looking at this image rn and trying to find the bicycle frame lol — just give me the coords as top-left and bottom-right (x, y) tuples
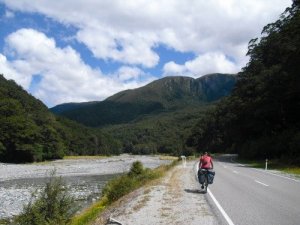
(201, 169), (209, 193)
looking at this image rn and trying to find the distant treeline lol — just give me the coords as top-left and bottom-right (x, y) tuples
(187, 1), (300, 164)
(103, 105), (212, 157)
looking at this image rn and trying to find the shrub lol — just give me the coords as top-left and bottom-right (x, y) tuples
(14, 175), (76, 225)
(102, 161), (144, 203)
(128, 161), (144, 177)
(102, 175), (138, 203)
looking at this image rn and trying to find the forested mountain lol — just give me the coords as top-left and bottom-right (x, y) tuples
(0, 72), (235, 163)
(51, 73), (236, 127)
(0, 75), (120, 163)
(50, 73), (236, 156)
(0, 75), (64, 162)
(187, 1), (300, 164)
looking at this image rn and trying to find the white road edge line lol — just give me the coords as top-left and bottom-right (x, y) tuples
(231, 157), (300, 183)
(208, 189), (235, 225)
(255, 180), (269, 186)
(254, 168), (300, 183)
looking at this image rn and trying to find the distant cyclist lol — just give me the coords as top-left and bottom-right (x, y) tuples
(199, 152), (214, 189)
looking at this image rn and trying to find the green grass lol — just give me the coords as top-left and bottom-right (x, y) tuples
(0, 219), (10, 225)
(70, 160), (178, 225)
(70, 199), (107, 225)
(280, 167), (300, 175)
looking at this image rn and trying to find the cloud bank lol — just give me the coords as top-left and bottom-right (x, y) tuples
(0, 0), (291, 106)
(1, 29), (152, 106)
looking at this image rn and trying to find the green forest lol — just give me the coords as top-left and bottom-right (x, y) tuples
(187, 1), (300, 164)
(0, 76), (121, 163)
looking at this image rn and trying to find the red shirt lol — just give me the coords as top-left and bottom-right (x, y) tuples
(200, 155), (213, 169)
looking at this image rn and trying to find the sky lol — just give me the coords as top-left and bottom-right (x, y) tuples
(0, 0), (291, 107)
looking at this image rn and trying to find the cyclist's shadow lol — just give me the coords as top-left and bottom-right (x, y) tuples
(184, 188), (207, 194)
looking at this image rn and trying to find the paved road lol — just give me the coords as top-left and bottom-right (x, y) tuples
(203, 155), (300, 225)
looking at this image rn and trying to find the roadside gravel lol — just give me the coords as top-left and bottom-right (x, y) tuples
(93, 161), (219, 225)
(0, 155), (170, 219)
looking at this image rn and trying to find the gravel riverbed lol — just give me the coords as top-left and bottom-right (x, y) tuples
(0, 155), (171, 219)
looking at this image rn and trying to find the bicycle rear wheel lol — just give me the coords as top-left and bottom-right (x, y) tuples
(204, 175), (208, 193)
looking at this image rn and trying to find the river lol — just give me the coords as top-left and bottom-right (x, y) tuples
(0, 154), (171, 219)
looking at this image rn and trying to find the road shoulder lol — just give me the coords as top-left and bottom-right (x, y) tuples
(93, 161), (218, 225)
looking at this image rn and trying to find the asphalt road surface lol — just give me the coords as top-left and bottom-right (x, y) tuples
(203, 155), (300, 225)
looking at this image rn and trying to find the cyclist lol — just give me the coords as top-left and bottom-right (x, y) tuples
(199, 152), (214, 189)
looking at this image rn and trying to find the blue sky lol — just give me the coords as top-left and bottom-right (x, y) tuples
(0, 0), (291, 107)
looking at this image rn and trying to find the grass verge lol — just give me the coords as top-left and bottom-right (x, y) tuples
(70, 159), (178, 225)
(0, 219), (10, 225)
(237, 158), (300, 176)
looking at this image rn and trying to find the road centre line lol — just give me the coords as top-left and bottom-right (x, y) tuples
(208, 189), (235, 225)
(255, 180), (269, 187)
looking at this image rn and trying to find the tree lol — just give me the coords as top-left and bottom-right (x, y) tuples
(188, 1), (300, 164)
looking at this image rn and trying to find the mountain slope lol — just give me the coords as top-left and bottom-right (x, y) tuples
(51, 73), (236, 127)
(0, 75), (121, 163)
(0, 74), (66, 162)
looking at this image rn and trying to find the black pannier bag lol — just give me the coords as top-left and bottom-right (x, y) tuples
(207, 170), (215, 184)
(198, 169), (215, 184)
(197, 169), (205, 184)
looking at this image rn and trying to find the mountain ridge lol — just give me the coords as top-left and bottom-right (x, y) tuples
(51, 73), (236, 127)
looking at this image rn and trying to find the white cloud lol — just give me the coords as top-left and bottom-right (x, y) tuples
(77, 27), (159, 68)
(0, 0), (291, 68)
(163, 52), (243, 77)
(116, 66), (144, 81)
(0, 53), (30, 87)
(2, 29), (151, 106)
(163, 61), (185, 75)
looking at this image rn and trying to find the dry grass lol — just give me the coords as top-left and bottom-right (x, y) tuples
(132, 195), (150, 211)
(159, 155), (179, 161)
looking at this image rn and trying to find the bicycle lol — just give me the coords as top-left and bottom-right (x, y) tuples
(198, 169), (215, 193)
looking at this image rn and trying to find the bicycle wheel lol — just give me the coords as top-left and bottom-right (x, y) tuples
(204, 174), (208, 193)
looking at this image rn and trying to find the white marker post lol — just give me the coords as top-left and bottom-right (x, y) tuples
(181, 155), (186, 168)
(265, 159), (268, 170)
